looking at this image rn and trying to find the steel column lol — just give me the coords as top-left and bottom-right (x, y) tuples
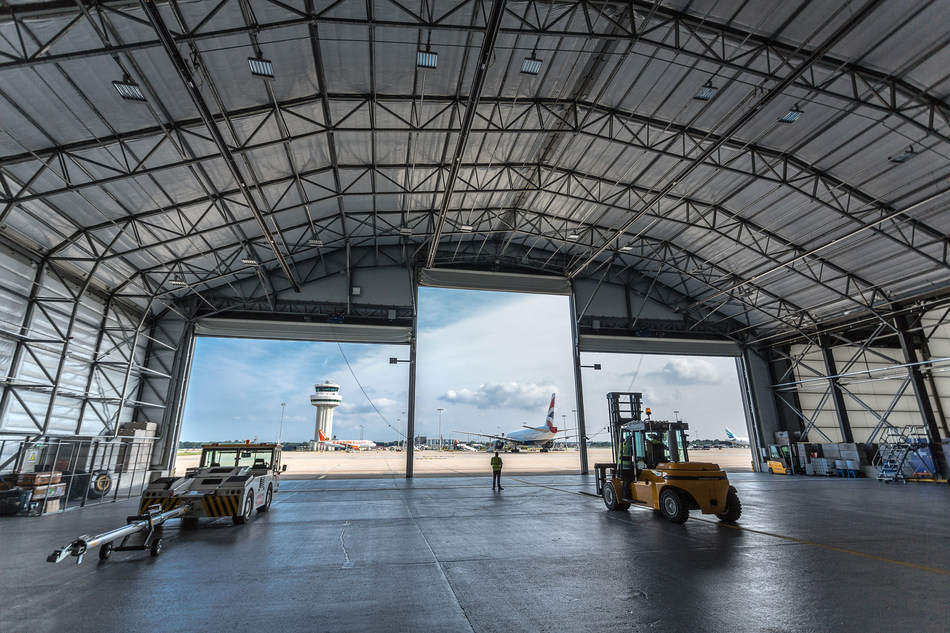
(893, 313), (949, 479)
(569, 292), (589, 475)
(819, 335), (855, 444)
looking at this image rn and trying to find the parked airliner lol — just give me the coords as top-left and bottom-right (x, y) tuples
(724, 427), (750, 446)
(317, 429), (377, 451)
(456, 393), (563, 452)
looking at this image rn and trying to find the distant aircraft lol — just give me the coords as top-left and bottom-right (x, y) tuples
(723, 427), (750, 446)
(454, 440), (478, 452)
(455, 393), (563, 452)
(317, 429), (377, 451)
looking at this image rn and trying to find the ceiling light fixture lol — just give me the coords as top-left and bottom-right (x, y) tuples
(521, 53), (542, 76)
(417, 49), (437, 69)
(242, 258), (258, 265)
(248, 55), (274, 80)
(889, 146), (916, 164)
(417, 30), (437, 69)
(567, 232), (580, 240)
(170, 279), (187, 286)
(460, 224), (474, 232)
(308, 238), (323, 247)
(619, 243), (633, 252)
(113, 75), (146, 102)
(779, 105), (804, 123)
(399, 226), (413, 236)
(693, 80), (719, 101)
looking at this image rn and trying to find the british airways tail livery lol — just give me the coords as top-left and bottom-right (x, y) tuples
(454, 393), (564, 452)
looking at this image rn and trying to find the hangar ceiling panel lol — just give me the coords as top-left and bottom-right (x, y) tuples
(0, 0), (949, 347)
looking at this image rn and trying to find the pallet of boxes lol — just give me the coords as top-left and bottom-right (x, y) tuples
(0, 470), (66, 516)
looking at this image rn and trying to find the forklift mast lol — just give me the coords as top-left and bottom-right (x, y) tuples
(606, 392), (643, 464)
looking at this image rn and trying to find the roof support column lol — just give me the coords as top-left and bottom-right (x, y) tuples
(893, 313), (949, 479)
(569, 292), (589, 475)
(404, 282), (419, 478)
(819, 335), (854, 444)
(737, 348), (766, 472)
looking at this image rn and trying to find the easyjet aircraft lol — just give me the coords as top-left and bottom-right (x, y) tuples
(317, 429), (377, 451)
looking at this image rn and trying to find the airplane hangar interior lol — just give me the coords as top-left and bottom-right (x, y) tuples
(1, 1), (948, 631)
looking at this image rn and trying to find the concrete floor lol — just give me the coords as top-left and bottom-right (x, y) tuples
(3, 473), (949, 633)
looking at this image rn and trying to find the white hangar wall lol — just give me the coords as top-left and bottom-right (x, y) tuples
(0, 249), (149, 438)
(788, 307), (950, 445)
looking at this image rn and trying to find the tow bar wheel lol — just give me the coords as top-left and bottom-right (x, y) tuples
(98, 543), (113, 560)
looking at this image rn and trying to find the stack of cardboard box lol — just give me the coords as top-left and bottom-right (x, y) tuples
(13, 471), (65, 514)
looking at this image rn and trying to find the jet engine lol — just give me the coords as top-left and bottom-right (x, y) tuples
(491, 439), (505, 451)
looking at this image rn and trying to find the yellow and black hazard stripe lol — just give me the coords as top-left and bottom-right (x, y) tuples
(202, 493), (240, 517)
(138, 496), (182, 514)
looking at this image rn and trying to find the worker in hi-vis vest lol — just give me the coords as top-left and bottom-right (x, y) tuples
(491, 452), (503, 490)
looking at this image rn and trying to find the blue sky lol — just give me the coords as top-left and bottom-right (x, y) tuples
(180, 288), (746, 443)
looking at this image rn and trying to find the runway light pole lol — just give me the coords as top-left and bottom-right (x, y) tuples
(437, 408), (444, 451)
(278, 402), (286, 444)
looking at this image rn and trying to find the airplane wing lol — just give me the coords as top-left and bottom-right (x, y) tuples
(451, 431), (531, 446)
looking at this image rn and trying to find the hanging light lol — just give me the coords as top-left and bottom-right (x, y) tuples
(248, 55), (275, 80)
(693, 80), (719, 101)
(113, 75), (146, 102)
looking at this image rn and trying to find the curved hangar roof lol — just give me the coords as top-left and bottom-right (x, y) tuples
(1, 0), (949, 344)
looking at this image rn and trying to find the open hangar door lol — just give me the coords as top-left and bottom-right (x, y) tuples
(183, 317), (414, 476)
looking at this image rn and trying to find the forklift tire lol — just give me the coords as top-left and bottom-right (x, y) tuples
(602, 480), (630, 511)
(257, 484), (273, 513)
(98, 543), (113, 560)
(768, 467), (773, 474)
(233, 491), (254, 525)
(716, 486), (742, 523)
(150, 538), (163, 557)
(659, 488), (689, 524)
(784, 468), (792, 475)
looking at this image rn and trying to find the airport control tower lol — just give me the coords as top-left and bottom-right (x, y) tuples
(310, 381), (342, 450)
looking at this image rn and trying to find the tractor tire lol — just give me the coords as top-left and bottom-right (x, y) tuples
(64, 469), (113, 500)
(659, 488), (689, 524)
(232, 491), (254, 525)
(257, 484), (273, 513)
(602, 480), (630, 511)
(716, 486), (742, 523)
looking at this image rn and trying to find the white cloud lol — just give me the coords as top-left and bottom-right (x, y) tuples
(443, 382), (556, 409)
(651, 357), (722, 384)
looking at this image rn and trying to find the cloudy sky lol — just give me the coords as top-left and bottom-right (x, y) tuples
(181, 288), (747, 444)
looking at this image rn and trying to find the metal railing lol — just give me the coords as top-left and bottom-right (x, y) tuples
(1, 436), (161, 514)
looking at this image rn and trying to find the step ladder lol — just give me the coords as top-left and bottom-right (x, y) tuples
(872, 426), (930, 482)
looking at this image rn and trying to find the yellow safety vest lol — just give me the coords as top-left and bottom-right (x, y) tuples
(491, 456), (502, 471)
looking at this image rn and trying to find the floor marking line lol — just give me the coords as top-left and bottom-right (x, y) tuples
(698, 518), (950, 577)
(511, 479), (950, 577)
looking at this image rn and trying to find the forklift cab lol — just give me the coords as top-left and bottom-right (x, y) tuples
(617, 423), (689, 480)
(767, 444), (795, 475)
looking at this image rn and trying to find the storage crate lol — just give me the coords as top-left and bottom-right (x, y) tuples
(16, 471), (62, 486)
(30, 483), (66, 499)
(42, 498), (61, 514)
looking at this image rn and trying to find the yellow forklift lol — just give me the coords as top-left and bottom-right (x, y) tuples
(766, 443), (795, 475)
(594, 392), (741, 524)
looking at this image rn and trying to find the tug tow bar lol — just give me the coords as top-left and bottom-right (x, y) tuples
(47, 504), (189, 564)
